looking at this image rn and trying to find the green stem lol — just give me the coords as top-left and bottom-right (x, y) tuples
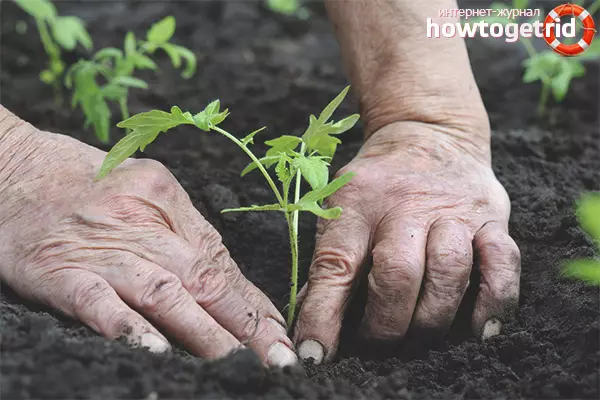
(286, 142), (306, 327)
(212, 126), (284, 205)
(588, 0), (600, 16)
(537, 81), (550, 116)
(36, 19), (62, 101)
(119, 96), (131, 134)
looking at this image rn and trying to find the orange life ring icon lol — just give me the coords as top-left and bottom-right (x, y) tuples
(543, 3), (596, 56)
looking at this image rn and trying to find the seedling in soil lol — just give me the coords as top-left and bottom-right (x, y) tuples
(266, 0), (309, 19)
(562, 193), (600, 285)
(471, 0), (600, 115)
(96, 87), (359, 327)
(14, 0), (93, 101)
(65, 16), (196, 144)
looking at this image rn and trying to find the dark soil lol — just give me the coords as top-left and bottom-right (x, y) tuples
(1, 1), (599, 399)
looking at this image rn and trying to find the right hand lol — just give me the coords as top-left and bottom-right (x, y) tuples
(0, 109), (297, 367)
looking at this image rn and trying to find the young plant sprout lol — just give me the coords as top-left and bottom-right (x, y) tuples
(65, 16), (196, 143)
(563, 193), (600, 285)
(266, 0), (309, 19)
(471, 0), (600, 115)
(96, 86), (359, 326)
(14, 0), (93, 100)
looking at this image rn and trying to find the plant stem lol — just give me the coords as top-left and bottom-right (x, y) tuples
(36, 19), (62, 103)
(212, 126), (284, 205)
(286, 142), (306, 327)
(589, 0), (600, 16)
(119, 96), (131, 134)
(537, 81), (550, 116)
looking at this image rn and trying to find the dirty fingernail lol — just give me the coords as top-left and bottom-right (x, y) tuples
(267, 342), (298, 368)
(140, 332), (170, 353)
(298, 340), (324, 364)
(482, 318), (502, 340)
(267, 317), (288, 335)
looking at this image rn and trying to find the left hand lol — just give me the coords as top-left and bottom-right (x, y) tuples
(293, 121), (521, 364)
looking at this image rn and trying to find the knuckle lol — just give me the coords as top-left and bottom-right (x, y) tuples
(187, 264), (230, 306)
(103, 310), (135, 338)
(309, 247), (360, 283)
(138, 272), (186, 314)
(427, 246), (472, 283)
(136, 159), (178, 197)
(71, 278), (111, 315)
(372, 245), (422, 286)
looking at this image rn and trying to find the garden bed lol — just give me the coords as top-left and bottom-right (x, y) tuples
(1, 1), (599, 398)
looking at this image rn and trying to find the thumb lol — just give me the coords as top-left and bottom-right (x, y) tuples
(293, 207), (370, 364)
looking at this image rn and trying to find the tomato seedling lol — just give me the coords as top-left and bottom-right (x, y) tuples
(65, 16), (196, 143)
(14, 0), (92, 101)
(563, 193), (600, 285)
(471, 0), (600, 115)
(97, 86), (359, 327)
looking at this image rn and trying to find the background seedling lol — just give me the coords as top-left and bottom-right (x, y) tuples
(65, 16), (196, 143)
(265, 0), (309, 19)
(471, 0), (600, 115)
(96, 87), (359, 327)
(563, 193), (600, 285)
(14, 0), (92, 101)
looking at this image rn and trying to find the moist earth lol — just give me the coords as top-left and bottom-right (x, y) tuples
(1, 1), (599, 399)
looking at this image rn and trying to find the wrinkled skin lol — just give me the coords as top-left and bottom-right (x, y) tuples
(294, 121), (521, 363)
(0, 114), (296, 367)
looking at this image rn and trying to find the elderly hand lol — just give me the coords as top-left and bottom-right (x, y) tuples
(0, 108), (297, 367)
(294, 121), (521, 364)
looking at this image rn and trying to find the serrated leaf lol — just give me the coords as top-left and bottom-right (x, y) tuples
(101, 83), (128, 100)
(330, 114), (359, 134)
(300, 171), (355, 204)
(193, 100), (229, 131)
(132, 53), (158, 70)
(147, 16), (176, 44)
(265, 135), (302, 157)
(221, 204), (283, 213)
(98, 107), (194, 179)
(275, 154), (291, 184)
(318, 85), (350, 124)
(124, 32), (136, 57)
(15, 0), (56, 21)
(241, 156), (279, 176)
(288, 201), (343, 219)
(293, 155), (329, 191)
(94, 47), (123, 62)
(241, 126), (266, 146)
(562, 259), (600, 285)
(113, 76), (148, 89)
(577, 193), (600, 242)
(52, 16), (92, 51)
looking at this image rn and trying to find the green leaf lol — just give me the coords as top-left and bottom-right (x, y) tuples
(147, 16), (176, 44)
(93, 47), (123, 62)
(169, 45), (197, 79)
(562, 259), (600, 285)
(275, 154), (291, 184)
(15, 0), (56, 21)
(240, 156), (279, 176)
(329, 114), (360, 134)
(98, 106), (195, 179)
(318, 85), (350, 124)
(221, 204), (283, 213)
(300, 171), (355, 204)
(266, 0), (300, 15)
(241, 126), (266, 146)
(577, 193), (600, 243)
(293, 155), (329, 191)
(550, 59), (585, 102)
(193, 100), (229, 131)
(101, 83), (128, 100)
(51, 16), (93, 51)
(160, 43), (181, 68)
(289, 201), (344, 219)
(264, 135), (302, 157)
(132, 53), (158, 70)
(124, 32), (136, 57)
(113, 76), (149, 89)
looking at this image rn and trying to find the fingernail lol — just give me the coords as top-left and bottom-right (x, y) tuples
(297, 340), (324, 364)
(266, 342), (298, 368)
(482, 318), (502, 340)
(140, 332), (170, 353)
(267, 317), (288, 335)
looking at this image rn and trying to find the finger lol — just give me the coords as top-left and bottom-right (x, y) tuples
(47, 270), (170, 353)
(472, 221), (521, 339)
(411, 219), (473, 336)
(167, 189), (287, 327)
(294, 207), (371, 364)
(102, 256), (242, 360)
(360, 218), (427, 341)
